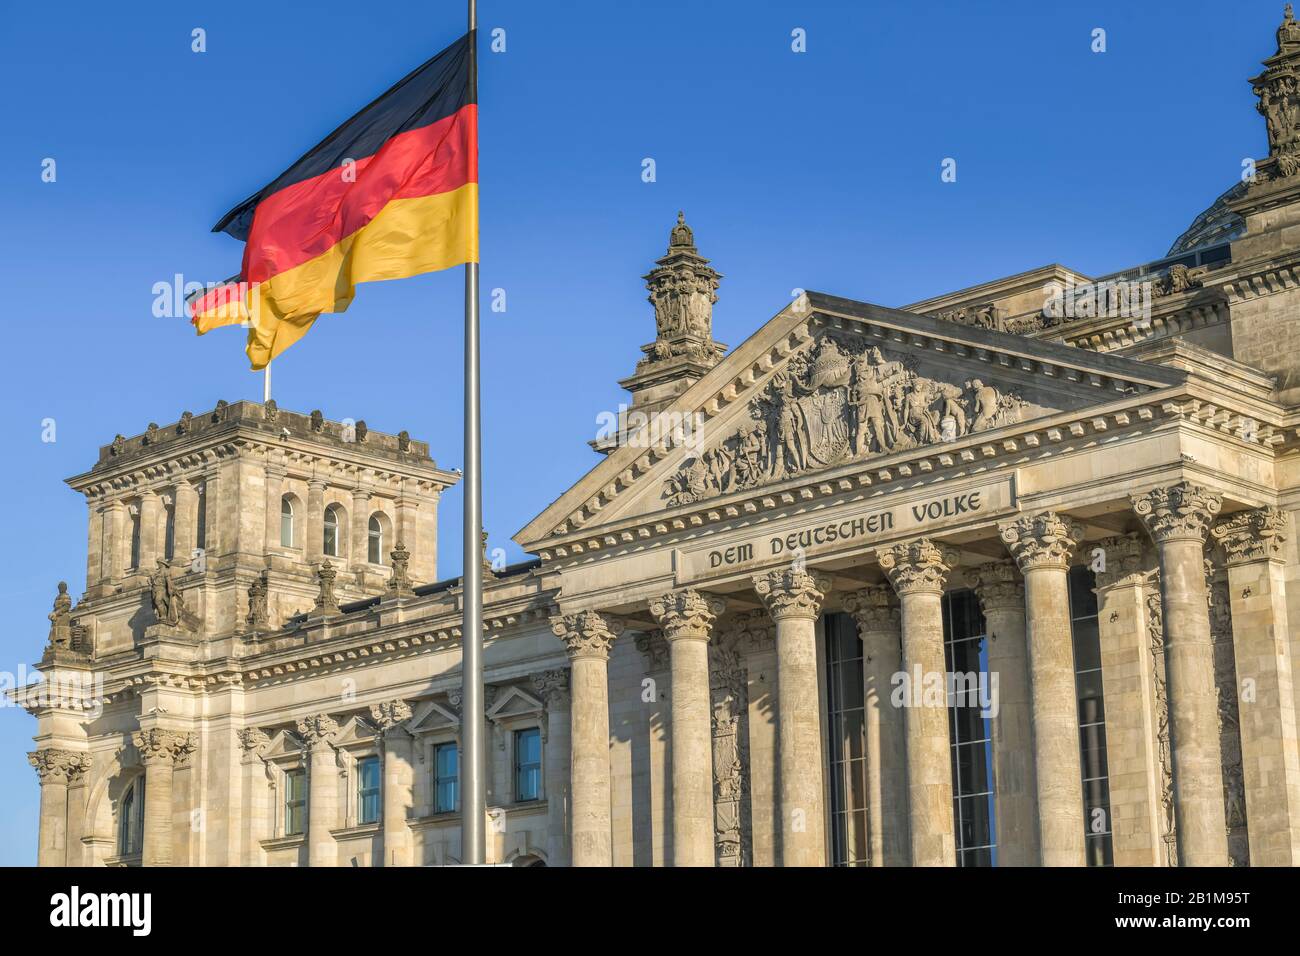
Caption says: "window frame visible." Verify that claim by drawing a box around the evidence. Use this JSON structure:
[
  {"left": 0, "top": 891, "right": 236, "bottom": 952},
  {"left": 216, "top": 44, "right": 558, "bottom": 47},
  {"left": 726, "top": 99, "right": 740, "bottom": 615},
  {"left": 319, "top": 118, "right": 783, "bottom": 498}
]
[
  {"left": 367, "top": 513, "right": 384, "bottom": 565},
  {"left": 280, "top": 496, "right": 296, "bottom": 549},
  {"left": 283, "top": 766, "right": 307, "bottom": 837},
  {"left": 323, "top": 503, "right": 343, "bottom": 558},
  {"left": 512, "top": 726, "right": 543, "bottom": 804},
  {"left": 118, "top": 775, "right": 146, "bottom": 858},
  {"left": 355, "top": 754, "right": 382, "bottom": 826},
  {"left": 431, "top": 740, "right": 459, "bottom": 815}
]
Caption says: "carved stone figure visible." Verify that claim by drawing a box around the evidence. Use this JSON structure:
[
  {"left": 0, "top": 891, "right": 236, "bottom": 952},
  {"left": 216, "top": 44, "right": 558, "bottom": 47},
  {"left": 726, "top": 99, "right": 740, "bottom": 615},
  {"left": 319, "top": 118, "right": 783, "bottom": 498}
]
[
  {"left": 643, "top": 212, "right": 723, "bottom": 365},
  {"left": 246, "top": 570, "right": 269, "bottom": 629},
  {"left": 149, "top": 558, "right": 184, "bottom": 626},
  {"left": 387, "top": 541, "right": 415, "bottom": 596},
  {"left": 1252, "top": 5, "right": 1300, "bottom": 178},
  {"left": 47, "top": 581, "right": 73, "bottom": 649}
]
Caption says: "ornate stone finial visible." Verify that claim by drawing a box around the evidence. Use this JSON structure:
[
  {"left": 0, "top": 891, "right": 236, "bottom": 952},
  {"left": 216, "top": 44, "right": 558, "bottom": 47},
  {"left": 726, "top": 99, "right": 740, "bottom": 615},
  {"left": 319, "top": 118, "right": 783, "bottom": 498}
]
[
  {"left": 309, "top": 409, "right": 324, "bottom": 432},
  {"left": 149, "top": 558, "right": 190, "bottom": 628},
  {"left": 1211, "top": 506, "right": 1289, "bottom": 566},
  {"left": 295, "top": 713, "right": 340, "bottom": 749},
  {"left": 310, "top": 560, "right": 342, "bottom": 616},
  {"left": 397, "top": 430, "right": 412, "bottom": 452},
  {"left": 999, "top": 511, "right": 1085, "bottom": 572},
  {"left": 1091, "top": 534, "right": 1147, "bottom": 590},
  {"left": 355, "top": 420, "right": 368, "bottom": 443},
  {"left": 1131, "top": 482, "right": 1223, "bottom": 543},
  {"left": 263, "top": 399, "right": 278, "bottom": 422},
  {"left": 879, "top": 538, "right": 959, "bottom": 595},
  {"left": 647, "top": 589, "right": 726, "bottom": 641},
  {"left": 178, "top": 410, "right": 193, "bottom": 434},
  {"left": 369, "top": 699, "right": 413, "bottom": 734},
  {"left": 246, "top": 570, "right": 269, "bottom": 629},
  {"left": 643, "top": 212, "right": 723, "bottom": 363},
  {"left": 967, "top": 561, "right": 1025, "bottom": 613},
  {"left": 669, "top": 210, "right": 695, "bottom": 250},
  {"left": 386, "top": 542, "right": 415, "bottom": 596},
  {"left": 1251, "top": 7, "right": 1300, "bottom": 178},
  {"left": 28, "top": 749, "right": 92, "bottom": 784},
  {"left": 532, "top": 668, "right": 570, "bottom": 706},
  {"left": 551, "top": 610, "right": 624, "bottom": 661},
  {"left": 110, "top": 434, "right": 125, "bottom": 456},
  {"left": 212, "top": 399, "right": 228, "bottom": 422},
  {"left": 752, "top": 568, "right": 831, "bottom": 620},
  {"left": 132, "top": 729, "right": 196, "bottom": 767},
  {"left": 144, "top": 423, "right": 159, "bottom": 445},
  {"left": 841, "top": 583, "right": 900, "bottom": 633}
]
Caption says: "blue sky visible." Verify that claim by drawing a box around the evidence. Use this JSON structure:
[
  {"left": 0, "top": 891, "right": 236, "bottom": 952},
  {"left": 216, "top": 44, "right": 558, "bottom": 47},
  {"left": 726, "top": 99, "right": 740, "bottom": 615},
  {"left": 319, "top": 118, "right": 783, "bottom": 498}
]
[{"left": 0, "top": 0, "right": 1276, "bottom": 864}]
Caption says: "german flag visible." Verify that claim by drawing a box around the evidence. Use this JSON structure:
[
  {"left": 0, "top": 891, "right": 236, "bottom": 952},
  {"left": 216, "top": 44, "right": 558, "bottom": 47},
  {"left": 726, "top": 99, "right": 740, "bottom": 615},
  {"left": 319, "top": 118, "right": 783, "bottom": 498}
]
[{"left": 189, "top": 32, "right": 477, "bottom": 369}]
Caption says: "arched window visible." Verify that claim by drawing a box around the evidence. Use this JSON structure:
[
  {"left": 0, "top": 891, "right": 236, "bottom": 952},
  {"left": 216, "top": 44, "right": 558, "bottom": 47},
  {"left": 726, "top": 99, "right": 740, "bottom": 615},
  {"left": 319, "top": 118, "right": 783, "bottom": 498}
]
[
  {"left": 280, "top": 496, "right": 295, "bottom": 548},
  {"left": 119, "top": 776, "right": 145, "bottom": 857},
  {"left": 323, "top": 504, "right": 343, "bottom": 557},
  {"left": 368, "top": 514, "right": 384, "bottom": 564}
]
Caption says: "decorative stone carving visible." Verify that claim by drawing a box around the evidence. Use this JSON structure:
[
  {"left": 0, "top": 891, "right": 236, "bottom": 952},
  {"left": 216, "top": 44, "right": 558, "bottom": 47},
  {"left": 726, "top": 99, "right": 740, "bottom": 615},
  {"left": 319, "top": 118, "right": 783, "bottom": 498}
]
[
  {"left": 295, "top": 714, "right": 340, "bottom": 750},
  {"left": 929, "top": 302, "right": 1004, "bottom": 331},
  {"left": 237, "top": 727, "right": 272, "bottom": 756},
  {"left": 709, "top": 623, "right": 750, "bottom": 867},
  {"left": 46, "top": 581, "right": 74, "bottom": 650},
  {"left": 1144, "top": 574, "right": 1177, "bottom": 866},
  {"left": 1210, "top": 506, "right": 1288, "bottom": 565},
  {"left": 634, "top": 630, "right": 670, "bottom": 669},
  {"left": 310, "top": 409, "right": 324, "bottom": 432},
  {"left": 386, "top": 541, "right": 415, "bottom": 597},
  {"left": 355, "top": 420, "right": 368, "bottom": 443},
  {"left": 728, "top": 609, "right": 776, "bottom": 651},
  {"left": 967, "top": 561, "right": 1024, "bottom": 611},
  {"left": 1205, "top": 557, "right": 1249, "bottom": 867},
  {"left": 311, "top": 560, "right": 342, "bottom": 616},
  {"left": 879, "top": 539, "right": 958, "bottom": 595},
  {"left": 1152, "top": 263, "right": 1206, "bottom": 298},
  {"left": 1092, "top": 533, "right": 1147, "bottom": 590},
  {"left": 132, "top": 729, "right": 196, "bottom": 766},
  {"left": 246, "top": 571, "right": 269, "bottom": 629},
  {"left": 369, "top": 700, "right": 413, "bottom": 735},
  {"left": 841, "top": 583, "right": 901, "bottom": 631},
  {"left": 999, "top": 511, "right": 1085, "bottom": 571},
  {"left": 398, "top": 430, "right": 412, "bottom": 453},
  {"left": 212, "top": 399, "right": 228, "bottom": 422},
  {"left": 752, "top": 568, "right": 831, "bottom": 620},
  {"left": 647, "top": 589, "right": 726, "bottom": 641},
  {"left": 1252, "top": 5, "right": 1300, "bottom": 179},
  {"left": 551, "top": 610, "right": 624, "bottom": 661},
  {"left": 263, "top": 400, "right": 277, "bottom": 422},
  {"left": 532, "top": 669, "right": 570, "bottom": 706},
  {"left": 178, "top": 410, "right": 193, "bottom": 433},
  {"left": 663, "top": 334, "right": 1026, "bottom": 506},
  {"left": 641, "top": 212, "right": 724, "bottom": 368},
  {"left": 1131, "top": 482, "right": 1223, "bottom": 543},
  {"left": 28, "top": 749, "right": 91, "bottom": 784},
  {"left": 148, "top": 558, "right": 192, "bottom": 629},
  {"left": 110, "top": 434, "right": 125, "bottom": 456}
]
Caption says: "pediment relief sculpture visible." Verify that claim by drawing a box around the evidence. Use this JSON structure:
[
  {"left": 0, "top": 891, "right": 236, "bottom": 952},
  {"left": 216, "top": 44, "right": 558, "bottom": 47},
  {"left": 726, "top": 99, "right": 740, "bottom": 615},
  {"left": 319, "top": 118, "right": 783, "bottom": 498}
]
[{"left": 662, "top": 334, "right": 1027, "bottom": 507}]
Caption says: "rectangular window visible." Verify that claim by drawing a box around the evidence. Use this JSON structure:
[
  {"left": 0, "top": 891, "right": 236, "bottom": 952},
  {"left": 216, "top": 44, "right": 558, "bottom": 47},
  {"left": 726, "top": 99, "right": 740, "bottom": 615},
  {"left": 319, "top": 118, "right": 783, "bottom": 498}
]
[
  {"left": 357, "top": 756, "right": 381, "bottom": 825},
  {"left": 433, "top": 743, "right": 459, "bottom": 814},
  {"left": 284, "top": 768, "right": 307, "bottom": 836},
  {"left": 514, "top": 728, "right": 542, "bottom": 802},
  {"left": 824, "top": 613, "right": 868, "bottom": 866},
  {"left": 943, "top": 590, "right": 996, "bottom": 867},
  {"left": 1069, "top": 565, "right": 1114, "bottom": 866},
  {"left": 195, "top": 485, "right": 206, "bottom": 551},
  {"left": 164, "top": 506, "right": 175, "bottom": 561}
]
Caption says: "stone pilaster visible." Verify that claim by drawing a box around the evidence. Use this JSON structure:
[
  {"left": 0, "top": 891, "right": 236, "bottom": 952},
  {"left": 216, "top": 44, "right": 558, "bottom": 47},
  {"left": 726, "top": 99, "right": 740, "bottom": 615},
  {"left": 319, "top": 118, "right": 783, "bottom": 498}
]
[
  {"left": 1093, "top": 534, "right": 1165, "bottom": 866},
  {"left": 968, "top": 560, "right": 1037, "bottom": 866},
  {"left": 369, "top": 700, "right": 414, "bottom": 867},
  {"left": 106, "top": 500, "right": 127, "bottom": 581},
  {"left": 753, "top": 568, "right": 831, "bottom": 867},
  {"left": 306, "top": 478, "right": 327, "bottom": 564},
  {"left": 138, "top": 490, "right": 162, "bottom": 570},
  {"left": 29, "top": 749, "right": 91, "bottom": 867},
  {"left": 533, "top": 669, "right": 572, "bottom": 866},
  {"left": 999, "top": 511, "right": 1086, "bottom": 866},
  {"left": 648, "top": 588, "right": 726, "bottom": 867},
  {"left": 296, "top": 714, "right": 341, "bottom": 867},
  {"left": 841, "top": 584, "right": 909, "bottom": 866},
  {"left": 1131, "top": 481, "right": 1229, "bottom": 866},
  {"left": 263, "top": 465, "right": 284, "bottom": 550},
  {"left": 1211, "top": 507, "right": 1300, "bottom": 864},
  {"left": 879, "top": 538, "right": 958, "bottom": 867},
  {"left": 351, "top": 488, "right": 371, "bottom": 567},
  {"left": 174, "top": 480, "right": 199, "bottom": 564},
  {"left": 131, "top": 729, "right": 196, "bottom": 867},
  {"left": 551, "top": 610, "right": 623, "bottom": 867}
]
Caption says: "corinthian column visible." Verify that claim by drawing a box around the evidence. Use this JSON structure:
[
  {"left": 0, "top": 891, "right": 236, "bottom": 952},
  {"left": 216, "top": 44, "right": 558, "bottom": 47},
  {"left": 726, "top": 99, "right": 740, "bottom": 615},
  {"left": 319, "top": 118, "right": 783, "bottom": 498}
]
[
  {"left": 968, "top": 560, "right": 1037, "bottom": 866},
  {"left": 648, "top": 588, "right": 726, "bottom": 867},
  {"left": 296, "top": 714, "right": 341, "bottom": 867},
  {"left": 879, "top": 538, "right": 957, "bottom": 867},
  {"left": 29, "top": 749, "right": 91, "bottom": 867},
  {"left": 551, "top": 610, "right": 623, "bottom": 867},
  {"left": 841, "top": 584, "right": 909, "bottom": 866},
  {"left": 369, "top": 700, "right": 414, "bottom": 867},
  {"left": 753, "top": 567, "right": 831, "bottom": 867},
  {"left": 533, "top": 669, "right": 572, "bottom": 867},
  {"left": 132, "top": 729, "right": 195, "bottom": 866},
  {"left": 1211, "top": 507, "right": 1300, "bottom": 865},
  {"left": 999, "top": 512, "right": 1086, "bottom": 866},
  {"left": 1132, "top": 481, "right": 1229, "bottom": 866}
]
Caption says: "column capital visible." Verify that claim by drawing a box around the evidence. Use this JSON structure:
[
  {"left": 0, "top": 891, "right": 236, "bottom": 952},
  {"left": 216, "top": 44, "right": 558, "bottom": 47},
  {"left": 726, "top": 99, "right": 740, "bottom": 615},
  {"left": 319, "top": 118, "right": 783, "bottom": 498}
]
[
  {"left": 1093, "top": 533, "right": 1147, "bottom": 589},
  {"left": 296, "top": 714, "right": 341, "bottom": 750},
  {"left": 841, "top": 583, "right": 899, "bottom": 632},
  {"left": 307, "top": 477, "right": 329, "bottom": 491},
  {"left": 1131, "top": 481, "right": 1223, "bottom": 543},
  {"left": 999, "top": 511, "right": 1084, "bottom": 572},
  {"left": 132, "top": 729, "right": 196, "bottom": 767},
  {"left": 532, "top": 668, "right": 570, "bottom": 706},
  {"left": 647, "top": 588, "right": 726, "bottom": 641},
  {"left": 968, "top": 560, "right": 1025, "bottom": 612},
  {"left": 28, "top": 748, "right": 91, "bottom": 784},
  {"left": 879, "top": 538, "right": 958, "bottom": 596},
  {"left": 552, "top": 610, "right": 624, "bottom": 661},
  {"left": 1210, "top": 507, "right": 1289, "bottom": 566},
  {"left": 752, "top": 568, "right": 831, "bottom": 620},
  {"left": 368, "top": 699, "right": 413, "bottom": 736}
]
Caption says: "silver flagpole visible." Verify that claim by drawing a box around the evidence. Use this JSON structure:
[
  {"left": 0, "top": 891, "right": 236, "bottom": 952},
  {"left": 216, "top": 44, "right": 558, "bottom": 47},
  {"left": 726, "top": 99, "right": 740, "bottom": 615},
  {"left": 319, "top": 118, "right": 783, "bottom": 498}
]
[
  {"left": 263, "top": 362, "right": 271, "bottom": 403},
  {"left": 460, "top": 0, "right": 486, "bottom": 867}
]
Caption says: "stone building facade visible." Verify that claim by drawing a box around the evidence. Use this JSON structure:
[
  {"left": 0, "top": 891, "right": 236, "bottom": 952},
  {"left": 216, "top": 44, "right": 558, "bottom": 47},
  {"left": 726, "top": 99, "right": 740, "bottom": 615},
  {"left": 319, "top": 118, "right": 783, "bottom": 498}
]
[{"left": 20, "top": 11, "right": 1300, "bottom": 866}]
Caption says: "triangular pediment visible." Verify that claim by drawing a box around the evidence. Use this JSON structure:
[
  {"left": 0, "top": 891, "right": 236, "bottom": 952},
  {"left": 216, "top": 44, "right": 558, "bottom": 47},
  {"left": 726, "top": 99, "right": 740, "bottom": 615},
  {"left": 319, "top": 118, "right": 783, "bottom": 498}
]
[
  {"left": 486, "top": 686, "right": 544, "bottom": 721},
  {"left": 261, "top": 729, "right": 303, "bottom": 760},
  {"left": 515, "top": 291, "right": 1187, "bottom": 551},
  {"left": 332, "top": 715, "right": 378, "bottom": 747},
  {"left": 409, "top": 699, "right": 459, "bottom": 734}
]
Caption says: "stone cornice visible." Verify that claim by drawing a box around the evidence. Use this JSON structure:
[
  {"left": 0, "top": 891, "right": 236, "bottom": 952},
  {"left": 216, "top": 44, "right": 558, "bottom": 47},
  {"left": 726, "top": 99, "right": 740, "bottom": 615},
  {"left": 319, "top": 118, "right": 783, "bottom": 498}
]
[
  {"left": 647, "top": 588, "right": 726, "bottom": 641},
  {"left": 999, "top": 511, "right": 1085, "bottom": 572},
  {"left": 1211, "top": 506, "right": 1289, "bottom": 565}
]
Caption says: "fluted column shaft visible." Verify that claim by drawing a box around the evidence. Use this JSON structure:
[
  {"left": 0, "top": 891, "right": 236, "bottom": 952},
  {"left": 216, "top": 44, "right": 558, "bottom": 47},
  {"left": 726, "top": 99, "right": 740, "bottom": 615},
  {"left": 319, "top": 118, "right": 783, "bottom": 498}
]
[
  {"left": 843, "top": 585, "right": 909, "bottom": 866},
  {"left": 132, "top": 729, "right": 193, "bottom": 866},
  {"left": 754, "top": 568, "right": 830, "bottom": 867},
  {"left": 1133, "top": 482, "right": 1229, "bottom": 867},
  {"left": 297, "top": 714, "right": 340, "bottom": 867},
  {"left": 552, "top": 611, "right": 623, "bottom": 867},
  {"left": 370, "top": 701, "right": 414, "bottom": 867},
  {"left": 880, "top": 539, "right": 958, "bottom": 866},
  {"left": 1000, "top": 512, "right": 1086, "bottom": 866},
  {"left": 649, "top": 589, "right": 725, "bottom": 867},
  {"left": 970, "top": 561, "right": 1038, "bottom": 866},
  {"left": 534, "top": 670, "right": 572, "bottom": 866}
]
